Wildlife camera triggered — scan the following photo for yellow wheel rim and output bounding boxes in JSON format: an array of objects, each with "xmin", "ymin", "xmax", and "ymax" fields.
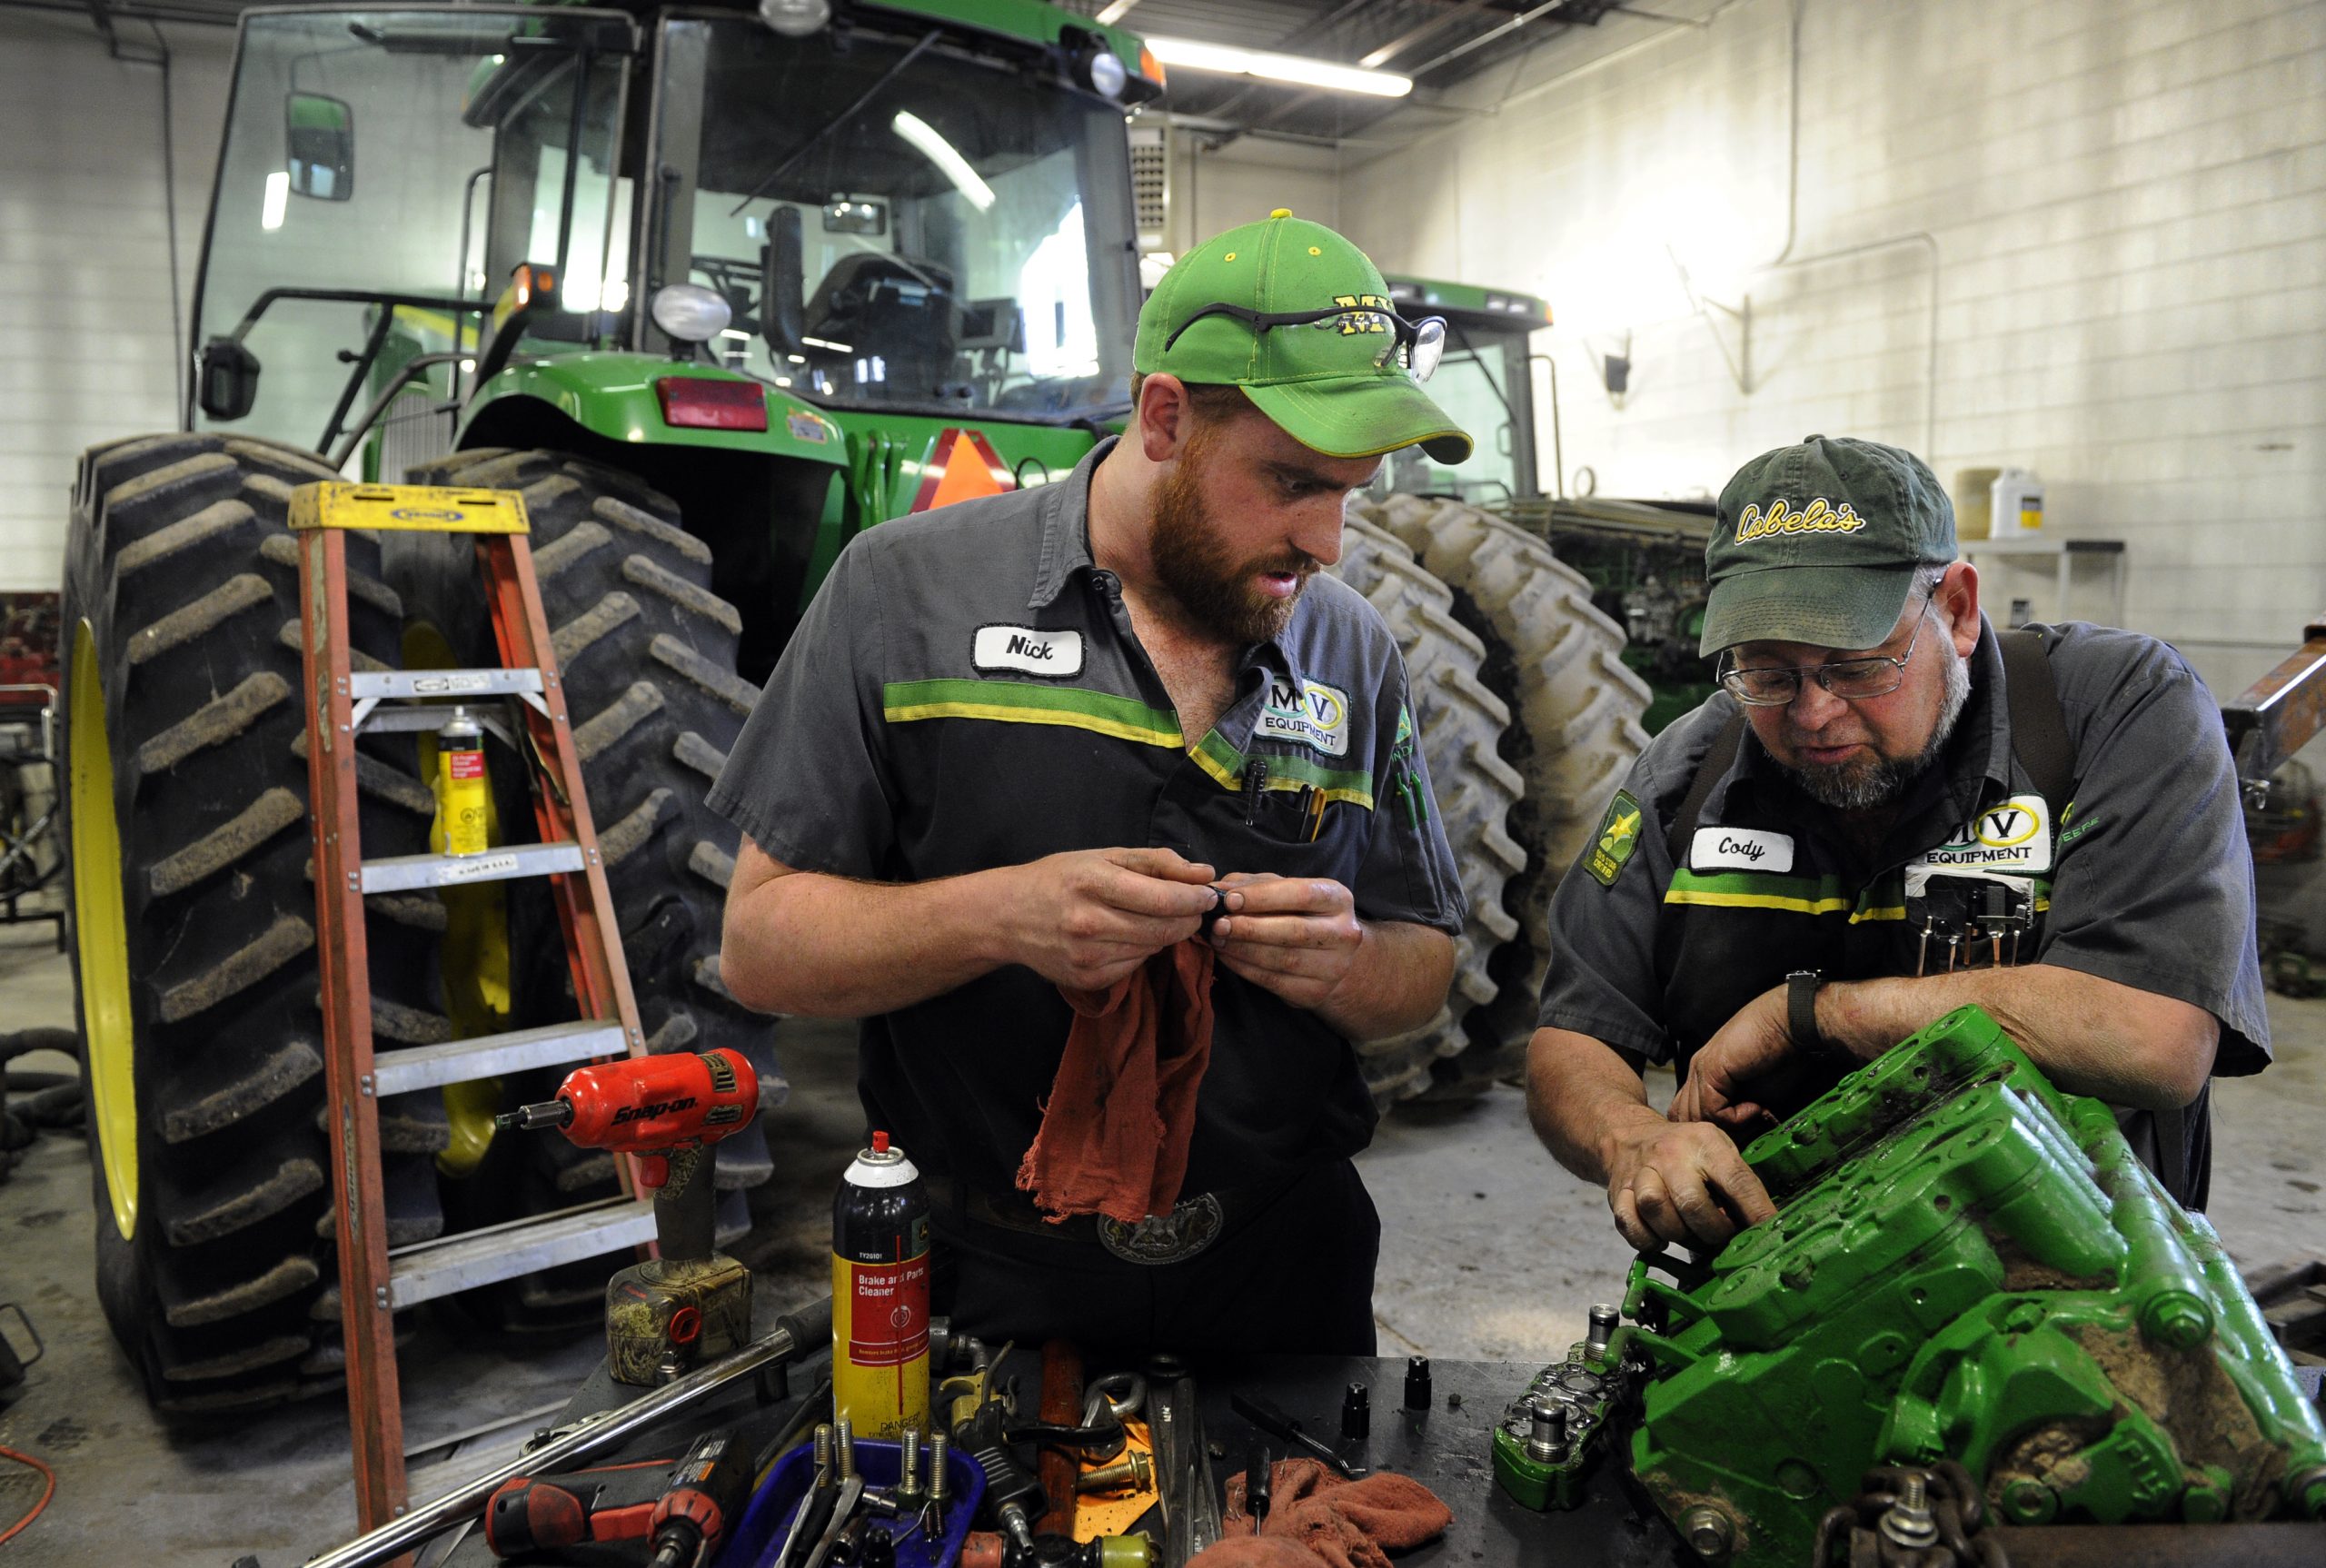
[
  {"xmin": 404, "ymin": 621, "xmax": 512, "ymax": 1177},
  {"xmin": 69, "ymin": 620, "xmax": 138, "ymax": 1238}
]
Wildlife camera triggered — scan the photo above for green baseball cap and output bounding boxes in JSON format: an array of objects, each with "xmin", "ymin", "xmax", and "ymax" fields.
[
  {"xmin": 1698, "ymin": 434, "xmax": 1956, "ymax": 656},
  {"xmin": 1135, "ymin": 209, "xmax": 1473, "ymax": 465}
]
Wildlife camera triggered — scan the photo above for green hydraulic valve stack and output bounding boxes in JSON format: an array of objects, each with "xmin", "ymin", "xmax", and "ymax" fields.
[{"xmin": 1492, "ymin": 1004, "xmax": 2326, "ymax": 1565}]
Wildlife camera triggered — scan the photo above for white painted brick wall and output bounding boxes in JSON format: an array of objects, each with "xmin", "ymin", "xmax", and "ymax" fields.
[
  {"xmin": 0, "ymin": 14, "xmax": 233, "ymax": 592},
  {"xmin": 1337, "ymin": 0, "xmax": 2326, "ymax": 700}
]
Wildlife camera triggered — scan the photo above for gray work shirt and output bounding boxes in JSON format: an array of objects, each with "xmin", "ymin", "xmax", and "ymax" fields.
[
  {"xmin": 709, "ymin": 438, "xmax": 1465, "ymax": 1198},
  {"xmin": 1536, "ymin": 618, "xmax": 2268, "ymax": 1205}
]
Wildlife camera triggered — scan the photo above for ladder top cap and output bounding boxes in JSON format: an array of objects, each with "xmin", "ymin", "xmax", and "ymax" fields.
[{"xmin": 289, "ymin": 481, "xmax": 532, "ymax": 535}]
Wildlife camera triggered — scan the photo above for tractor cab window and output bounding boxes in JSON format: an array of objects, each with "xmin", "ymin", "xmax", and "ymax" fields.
[
  {"xmin": 1377, "ymin": 326, "xmax": 1536, "ymax": 507},
  {"xmin": 190, "ymin": 9, "xmax": 629, "ymax": 457},
  {"xmin": 655, "ymin": 17, "xmax": 1140, "ymax": 422}
]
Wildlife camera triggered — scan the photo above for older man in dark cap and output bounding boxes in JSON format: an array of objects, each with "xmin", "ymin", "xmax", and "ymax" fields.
[{"xmin": 1526, "ymin": 435, "xmax": 2267, "ymax": 1250}]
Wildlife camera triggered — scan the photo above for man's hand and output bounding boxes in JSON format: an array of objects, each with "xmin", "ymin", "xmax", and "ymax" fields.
[
  {"xmin": 999, "ymin": 846, "xmax": 1220, "ymax": 993},
  {"xmin": 1206, "ymin": 871, "xmax": 1366, "ymax": 1012},
  {"xmin": 1666, "ymin": 983, "xmax": 1814, "ymax": 1131},
  {"xmin": 1605, "ymin": 1116, "xmax": 1778, "ymax": 1253}
]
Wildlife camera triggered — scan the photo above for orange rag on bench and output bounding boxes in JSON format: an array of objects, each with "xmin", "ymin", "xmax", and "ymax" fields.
[{"xmin": 1015, "ymin": 938, "xmax": 1217, "ymax": 1226}]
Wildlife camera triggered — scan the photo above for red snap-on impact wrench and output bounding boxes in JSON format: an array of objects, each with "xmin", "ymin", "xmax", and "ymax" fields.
[{"xmin": 498, "ymin": 1048, "xmax": 762, "ymax": 1384}]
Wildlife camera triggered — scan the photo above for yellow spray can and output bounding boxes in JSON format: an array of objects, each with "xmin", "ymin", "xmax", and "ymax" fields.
[
  {"xmin": 434, "ymin": 707, "xmax": 490, "ymax": 857},
  {"xmin": 832, "ymin": 1131, "xmax": 930, "ymax": 1439}
]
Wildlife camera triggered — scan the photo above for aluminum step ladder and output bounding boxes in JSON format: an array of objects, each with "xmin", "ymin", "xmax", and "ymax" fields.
[{"xmin": 292, "ymin": 481, "xmax": 653, "ymax": 1534}]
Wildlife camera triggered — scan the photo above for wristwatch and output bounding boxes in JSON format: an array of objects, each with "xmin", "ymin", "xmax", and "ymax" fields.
[{"xmin": 1786, "ymin": 969, "xmax": 1826, "ymax": 1054}]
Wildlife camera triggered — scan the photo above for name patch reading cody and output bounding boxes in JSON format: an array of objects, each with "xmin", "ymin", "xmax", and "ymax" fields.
[
  {"xmin": 1585, "ymin": 789, "xmax": 1644, "ymax": 887},
  {"xmin": 972, "ymin": 625, "xmax": 1085, "ymax": 677},
  {"xmin": 1918, "ymin": 793, "xmax": 2053, "ymax": 874},
  {"xmin": 1735, "ymin": 497, "xmax": 1867, "ymax": 543},
  {"xmin": 1690, "ymin": 826, "xmax": 1794, "ymax": 873},
  {"xmin": 1259, "ymin": 677, "xmax": 1352, "ymax": 757}
]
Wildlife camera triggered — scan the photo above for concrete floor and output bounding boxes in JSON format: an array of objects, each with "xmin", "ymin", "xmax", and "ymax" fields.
[{"xmin": 5, "ymin": 911, "xmax": 2325, "ymax": 1563}]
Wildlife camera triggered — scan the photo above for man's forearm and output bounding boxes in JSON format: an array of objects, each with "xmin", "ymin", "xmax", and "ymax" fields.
[
  {"xmin": 1525, "ymin": 1027, "xmax": 1664, "ymax": 1186},
  {"xmin": 1313, "ymin": 920, "xmax": 1456, "ymax": 1040},
  {"xmin": 721, "ymin": 867, "xmax": 1013, "ymax": 1017},
  {"xmin": 1818, "ymin": 963, "xmax": 2218, "ymax": 1110}
]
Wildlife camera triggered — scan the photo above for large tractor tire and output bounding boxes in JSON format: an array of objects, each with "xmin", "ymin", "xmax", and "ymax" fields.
[
  {"xmin": 395, "ymin": 449, "xmax": 778, "ymax": 1274},
  {"xmin": 1329, "ymin": 517, "xmax": 1526, "ymax": 1104},
  {"xmin": 61, "ymin": 432, "xmax": 450, "ymax": 1414},
  {"xmin": 1359, "ymin": 494, "xmax": 1652, "ymax": 1087}
]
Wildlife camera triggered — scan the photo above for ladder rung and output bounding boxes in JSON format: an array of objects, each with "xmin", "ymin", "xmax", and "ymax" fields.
[
  {"xmin": 372, "ymin": 1020, "xmax": 626, "ymax": 1097},
  {"xmin": 386, "ymin": 1196, "xmax": 656, "ymax": 1310},
  {"xmin": 361, "ymin": 842, "xmax": 585, "ymax": 893},
  {"xmin": 350, "ymin": 668, "xmax": 543, "ymax": 701}
]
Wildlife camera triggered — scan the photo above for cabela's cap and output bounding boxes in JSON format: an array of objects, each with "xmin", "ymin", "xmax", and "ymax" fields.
[
  {"xmin": 1134, "ymin": 209, "xmax": 1472, "ymax": 465},
  {"xmin": 1699, "ymin": 434, "xmax": 1956, "ymax": 655}
]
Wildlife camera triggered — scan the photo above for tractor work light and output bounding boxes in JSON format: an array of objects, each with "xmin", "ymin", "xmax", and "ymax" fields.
[
  {"xmin": 650, "ymin": 283, "xmax": 734, "ymax": 343},
  {"xmin": 656, "ymin": 376, "xmax": 770, "ymax": 432},
  {"xmin": 758, "ymin": 0, "xmax": 830, "ymax": 38},
  {"xmin": 1085, "ymin": 47, "xmax": 1128, "ymax": 99}
]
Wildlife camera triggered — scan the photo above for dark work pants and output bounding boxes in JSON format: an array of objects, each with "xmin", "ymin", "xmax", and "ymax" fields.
[{"xmin": 932, "ymin": 1159, "xmax": 1380, "ymax": 1361}]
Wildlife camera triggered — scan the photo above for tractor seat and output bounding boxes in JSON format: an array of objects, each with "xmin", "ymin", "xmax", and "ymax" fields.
[{"xmin": 802, "ymin": 253, "xmax": 959, "ymax": 384}]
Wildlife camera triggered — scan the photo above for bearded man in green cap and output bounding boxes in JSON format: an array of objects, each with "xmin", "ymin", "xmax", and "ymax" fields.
[
  {"xmin": 711, "ymin": 211, "xmax": 1470, "ymax": 1353},
  {"xmin": 1527, "ymin": 435, "xmax": 2267, "ymax": 1251}
]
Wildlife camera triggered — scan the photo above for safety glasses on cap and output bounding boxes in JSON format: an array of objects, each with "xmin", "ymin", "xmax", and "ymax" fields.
[{"xmin": 1162, "ymin": 303, "xmax": 1447, "ymax": 382}]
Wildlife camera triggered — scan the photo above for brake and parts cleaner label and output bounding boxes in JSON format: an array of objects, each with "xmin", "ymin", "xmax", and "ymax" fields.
[{"xmin": 832, "ymin": 1136, "xmax": 931, "ymax": 1438}]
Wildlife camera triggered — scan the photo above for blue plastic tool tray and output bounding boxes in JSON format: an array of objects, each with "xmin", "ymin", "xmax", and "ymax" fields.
[{"xmin": 728, "ymin": 1436, "xmax": 986, "ymax": 1568}]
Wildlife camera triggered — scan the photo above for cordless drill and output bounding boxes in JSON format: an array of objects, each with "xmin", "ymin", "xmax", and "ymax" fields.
[
  {"xmin": 485, "ymin": 1426, "xmax": 752, "ymax": 1566},
  {"xmin": 498, "ymin": 1047, "xmax": 761, "ymax": 1385}
]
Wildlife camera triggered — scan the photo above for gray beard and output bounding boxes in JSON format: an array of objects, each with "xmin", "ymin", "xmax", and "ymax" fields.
[{"xmin": 1778, "ymin": 642, "xmax": 1973, "ymax": 811}]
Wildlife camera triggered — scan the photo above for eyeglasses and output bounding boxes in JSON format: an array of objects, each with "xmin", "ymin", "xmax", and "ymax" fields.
[
  {"xmin": 1161, "ymin": 303, "xmax": 1447, "ymax": 382},
  {"xmin": 1716, "ymin": 592, "xmax": 1937, "ymax": 707}
]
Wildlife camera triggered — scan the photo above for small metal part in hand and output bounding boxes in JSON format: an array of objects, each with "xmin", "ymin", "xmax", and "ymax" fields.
[{"xmin": 1198, "ymin": 887, "xmax": 1228, "ymax": 938}]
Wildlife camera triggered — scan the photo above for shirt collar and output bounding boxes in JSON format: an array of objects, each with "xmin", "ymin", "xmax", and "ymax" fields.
[{"xmin": 1028, "ymin": 436, "xmax": 1115, "ymax": 610}]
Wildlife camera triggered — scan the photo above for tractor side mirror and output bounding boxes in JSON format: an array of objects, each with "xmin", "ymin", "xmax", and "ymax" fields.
[
  {"xmin": 284, "ymin": 93, "xmax": 354, "ymax": 201},
  {"xmin": 760, "ymin": 206, "xmax": 806, "ymax": 359},
  {"xmin": 197, "ymin": 337, "xmax": 261, "ymax": 421}
]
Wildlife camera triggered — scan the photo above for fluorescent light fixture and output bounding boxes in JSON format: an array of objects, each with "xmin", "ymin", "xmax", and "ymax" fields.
[
  {"xmin": 1143, "ymin": 36, "xmax": 1410, "ymax": 97},
  {"xmin": 891, "ymin": 111, "xmax": 995, "ymax": 211},
  {"xmin": 1095, "ymin": 0, "xmax": 1138, "ymax": 23},
  {"xmin": 262, "ymin": 171, "xmax": 289, "ymax": 231},
  {"xmin": 802, "ymin": 335, "xmax": 854, "ymax": 353}
]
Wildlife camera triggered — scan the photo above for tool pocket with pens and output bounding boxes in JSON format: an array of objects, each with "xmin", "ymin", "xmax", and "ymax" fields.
[
  {"xmin": 1903, "ymin": 868, "xmax": 2041, "ymax": 975},
  {"xmin": 1238, "ymin": 758, "xmax": 1336, "ymax": 846}
]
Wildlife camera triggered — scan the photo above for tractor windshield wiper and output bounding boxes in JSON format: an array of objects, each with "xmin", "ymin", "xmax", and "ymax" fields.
[{"xmin": 727, "ymin": 30, "xmax": 942, "ymax": 216}]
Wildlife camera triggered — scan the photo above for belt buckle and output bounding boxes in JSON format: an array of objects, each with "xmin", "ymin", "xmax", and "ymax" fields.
[{"xmin": 1097, "ymin": 1193, "xmax": 1225, "ymax": 1265}]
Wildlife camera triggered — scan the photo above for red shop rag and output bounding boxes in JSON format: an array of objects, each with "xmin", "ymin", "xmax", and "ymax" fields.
[
  {"xmin": 1015, "ymin": 938, "xmax": 1217, "ymax": 1226},
  {"xmin": 1194, "ymin": 1458, "xmax": 1454, "ymax": 1568}
]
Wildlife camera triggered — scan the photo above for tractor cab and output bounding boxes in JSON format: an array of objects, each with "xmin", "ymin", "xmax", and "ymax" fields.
[
  {"xmin": 190, "ymin": 2, "xmax": 1158, "ymax": 480},
  {"xmin": 1373, "ymin": 275, "xmax": 1554, "ymax": 508}
]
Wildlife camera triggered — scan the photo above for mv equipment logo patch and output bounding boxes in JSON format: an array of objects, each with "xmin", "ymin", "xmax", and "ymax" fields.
[
  {"xmin": 1919, "ymin": 793, "xmax": 2053, "ymax": 874},
  {"xmin": 1260, "ymin": 677, "xmax": 1351, "ymax": 757}
]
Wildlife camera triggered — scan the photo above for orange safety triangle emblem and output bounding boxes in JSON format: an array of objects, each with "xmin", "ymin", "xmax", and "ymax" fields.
[{"xmin": 912, "ymin": 428, "xmax": 1016, "ymax": 512}]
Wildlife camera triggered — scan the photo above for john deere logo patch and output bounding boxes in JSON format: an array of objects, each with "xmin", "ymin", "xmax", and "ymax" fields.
[{"xmin": 1585, "ymin": 790, "xmax": 1644, "ymax": 887}]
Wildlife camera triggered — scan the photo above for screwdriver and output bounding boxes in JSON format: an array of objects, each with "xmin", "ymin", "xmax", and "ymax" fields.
[{"xmin": 1230, "ymin": 1393, "xmax": 1366, "ymax": 1478}]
